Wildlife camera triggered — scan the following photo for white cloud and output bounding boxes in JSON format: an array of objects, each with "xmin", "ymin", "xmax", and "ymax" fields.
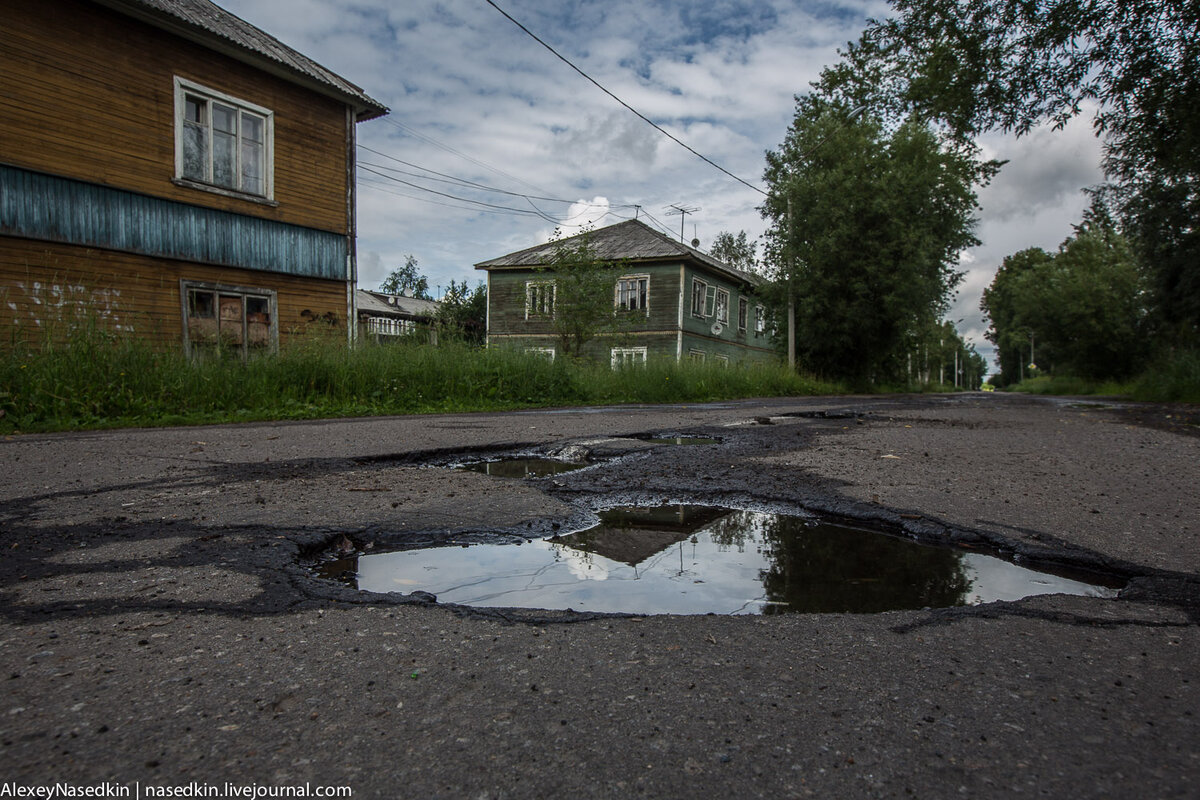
[{"xmin": 217, "ymin": 0, "xmax": 1107, "ymax": 336}]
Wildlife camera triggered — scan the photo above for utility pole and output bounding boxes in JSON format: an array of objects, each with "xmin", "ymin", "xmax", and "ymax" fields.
[{"xmin": 664, "ymin": 204, "xmax": 699, "ymax": 243}]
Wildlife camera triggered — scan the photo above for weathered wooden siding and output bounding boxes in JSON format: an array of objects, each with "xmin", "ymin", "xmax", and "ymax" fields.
[
  {"xmin": 681, "ymin": 264, "xmax": 775, "ymax": 353},
  {"xmin": 1, "ymin": 238, "xmax": 347, "ymax": 346},
  {"xmin": 485, "ymin": 264, "xmax": 684, "ymax": 338},
  {"xmin": 0, "ymin": 0, "xmax": 349, "ymax": 234},
  {"xmin": 1, "ymin": 165, "xmax": 348, "ymax": 280},
  {"xmin": 484, "ymin": 263, "xmax": 776, "ymax": 365}
]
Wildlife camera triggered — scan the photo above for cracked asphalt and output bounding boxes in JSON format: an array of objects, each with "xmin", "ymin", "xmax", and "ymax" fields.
[{"xmin": 1, "ymin": 392, "xmax": 1197, "ymax": 798}]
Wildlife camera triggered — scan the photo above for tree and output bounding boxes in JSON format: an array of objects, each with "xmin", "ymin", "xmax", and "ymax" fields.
[
  {"xmin": 839, "ymin": 0, "xmax": 1200, "ymax": 342},
  {"xmin": 762, "ymin": 100, "xmax": 997, "ymax": 384},
  {"xmin": 709, "ymin": 231, "xmax": 759, "ymax": 273},
  {"xmin": 378, "ymin": 255, "xmax": 432, "ymax": 300},
  {"xmin": 435, "ymin": 280, "xmax": 487, "ymax": 345},
  {"xmin": 981, "ymin": 247, "xmax": 1054, "ymax": 386},
  {"xmin": 540, "ymin": 227, "xmax": 626, "ymax": 359},
  {"xmin": 982, "ymin": 201, "xmax": 1147, "ymax": 382}
]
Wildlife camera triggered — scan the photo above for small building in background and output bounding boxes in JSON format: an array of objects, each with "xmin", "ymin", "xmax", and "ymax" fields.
[
  {"xmin": 355, "ymin": 289, "xmax": 440, "ymax": 343},
  {"xmin": 0, "ymin": 0, "xmax": 387, "ymax": 356},
  {"xmin": 475, "ymin": 219, "xmax": 776, "ymax": 366}
]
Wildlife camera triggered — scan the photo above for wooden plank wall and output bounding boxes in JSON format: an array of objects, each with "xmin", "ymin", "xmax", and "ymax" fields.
[
  {"xmin": 1, "ymin": 238, "xmax": 348, "ymax": 347},
  {"xmin": 0, "ymin": 0, "xmax": 349, "ymax": 235}
]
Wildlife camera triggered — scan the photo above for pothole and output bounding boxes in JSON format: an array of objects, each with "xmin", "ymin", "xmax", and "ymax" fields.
[
  {"xmin": 456, "ymin": 458, "xmax": 589, "ymax": 479},
  {"xmin": 636, "ymin": 436, "xmax": 720, "ymax": 446},
  {"xmin": 314, "ymin": 505, "xmax": 1122, "ymax": 615}
]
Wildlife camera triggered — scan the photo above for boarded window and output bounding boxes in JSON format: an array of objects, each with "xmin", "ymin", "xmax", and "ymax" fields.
[
  {"xmin": 738, "ymin": 298, "xmax": 748, "ymax": 332},
  {"xmin": 184, "ymin": 282, "xmax": 275, "ymax": 358}
]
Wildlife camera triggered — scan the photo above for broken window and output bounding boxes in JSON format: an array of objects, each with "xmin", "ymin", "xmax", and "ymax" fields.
[
  {"xmin": 616, "ymin": 276, "xmax": 649, "ymax": 312},
  {"xmin": 691, "ymin": 278, "xmax": 708, "ymax": 318},
  {"xmin": 526, "ymin": 281, "xmax": 555, "ymax": 319},
  {"xmin": 715, "ymin": 288, "xmax": 730, "ymax": 324},
  {"xmin": 610, "ymin": 346, "xmax": 647, "ymax": 368}
]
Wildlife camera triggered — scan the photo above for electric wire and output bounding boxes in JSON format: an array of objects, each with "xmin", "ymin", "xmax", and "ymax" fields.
[{"xmin": 483, "ymin": 0, "xmax": 768, "ymax": 197}]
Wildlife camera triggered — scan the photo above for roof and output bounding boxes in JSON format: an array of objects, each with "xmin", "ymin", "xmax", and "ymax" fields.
[
  {"xmin": 356, "ymin": 289, "xmax": 440, "ymax": 319},
  {"xmin": 474, "ymin": 219, "xmax": 765, "ymax": 287},
  {"xmin": 94, "ymin": 0, "xmax": 388, "ymax": 120}
]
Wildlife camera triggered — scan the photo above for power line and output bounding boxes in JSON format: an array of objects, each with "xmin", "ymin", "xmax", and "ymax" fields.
[{"xmin": 483, "ymin": 0, "xmax": 768, "ymax": 197}]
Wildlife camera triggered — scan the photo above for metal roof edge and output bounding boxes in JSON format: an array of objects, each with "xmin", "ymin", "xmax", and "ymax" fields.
[{"xmin": 93, "ymin": 0, "xmax": 389, "ymax": 121}]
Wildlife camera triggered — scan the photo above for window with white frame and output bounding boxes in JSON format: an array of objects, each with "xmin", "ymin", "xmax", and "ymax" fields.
[
  {"xmin": 691, "ymin": 278, "xmax": 708, "ymax": 317},
  {"xmin": 755, "ymin": 304, "xmax": 766, "ymax": 333},
  {"xmin": 526, "ymin": 347, "xmax": 556, "ymax": 360},
  {"xmin": 715, "ymin": 288, "xmax": 730, "ymax": 324},
  {"xmin": 616, "ymin": 275, "xmax": 649, "ymax": 312},
  {"xmin": 611, "ymin": 346, "xmax": 647, "ymax": 368},
  {"xmin": 714, "ymin": 354, "xmax": 730, "ymax": 367},
  {"xmin": 175, "ymin": 78, "xmax": 273, "ymax": 198},
  {"xmin": 182, "ymin": 280, "xmax": 276, "ymax": 358},
  {"xmin": 525, "ymin": 281, "xmax": 556, "ymax": 318},
  {"xmin": 688, "ymin": 348, "xmax": 706, "ymax": 362},
  {"xmin": 738, "ymin": 297, "xmax": 748, "ymax": 332}
]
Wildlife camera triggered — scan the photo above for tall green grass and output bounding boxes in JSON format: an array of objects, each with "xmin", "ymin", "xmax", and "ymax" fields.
[
  {"xmin": 0, "ymin": 330, "xmax": 837, "ymax": 434},
  {"xmin": 1002, "ymin": 348, "xmax": 1200, "ymax": 403}
]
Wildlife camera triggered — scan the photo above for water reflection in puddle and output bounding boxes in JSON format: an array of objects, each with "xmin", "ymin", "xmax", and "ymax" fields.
[
  {"xmin": 332, "ymin": 506, "xmax": 1121, "ymax": 615},
  {"xmin": 457, "ymin": 458, "xmax": 588, "ymax": 479}
]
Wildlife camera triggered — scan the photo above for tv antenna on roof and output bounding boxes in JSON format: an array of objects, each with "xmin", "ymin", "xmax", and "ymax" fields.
[{"xmin": 665, "ymin": 204, "xmax": 699, "ymax": 243}]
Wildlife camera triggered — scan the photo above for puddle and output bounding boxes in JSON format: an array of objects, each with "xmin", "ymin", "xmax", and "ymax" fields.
[
  {"xmin": 323, "ymin": 506, "xmax": 1121, "ymax": 615},
  {"xmin": 456, "ymin": 458, "xmax": 588, "ymax": 478}
]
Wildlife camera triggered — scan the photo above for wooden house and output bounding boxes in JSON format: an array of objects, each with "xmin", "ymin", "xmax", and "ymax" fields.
[
  {"xmin": 355, "ymin": 288, "xmax": 440, "ymax": 342},
  {"xmin": 0, "ymin": 0, "xmax": 388, "ymax": 356},
  {"xmin": 475, "ymin": 219, "xmax": 776, "ymax": 365}
]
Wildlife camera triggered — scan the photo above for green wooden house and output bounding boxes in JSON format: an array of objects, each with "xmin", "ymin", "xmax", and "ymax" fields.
[{"xmin": 474, "ymin": 220, "xmax": 776, "ymax": 366}]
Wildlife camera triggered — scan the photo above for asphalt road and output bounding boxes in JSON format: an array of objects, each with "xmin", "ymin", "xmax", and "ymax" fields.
[{"xmin": 1, "ymin": 393, "xmax": 1197, "ymax": 798}]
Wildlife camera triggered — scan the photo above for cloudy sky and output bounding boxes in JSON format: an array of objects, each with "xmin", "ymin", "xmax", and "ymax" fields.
[{"xmin": 220, "ymin": 0, "xmax": 1105, "ymax": 369}]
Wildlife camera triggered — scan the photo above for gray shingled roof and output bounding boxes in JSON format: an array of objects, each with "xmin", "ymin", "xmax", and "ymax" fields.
[
  {"xmin": 474, "ymin": 219, "xmax": 764, "ymax": 287},
  {"xmin": 98, "ymin": 0, "xmax": 388, "ymax": 120},
  {"xmin": 356, "ymin": 289, "xmax": 440, "ymax": 319}
]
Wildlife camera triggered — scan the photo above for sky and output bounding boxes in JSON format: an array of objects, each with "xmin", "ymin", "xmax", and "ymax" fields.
[{"xmin": 219, "ymin": 0, "xmax": 1106, "ymax": 370}]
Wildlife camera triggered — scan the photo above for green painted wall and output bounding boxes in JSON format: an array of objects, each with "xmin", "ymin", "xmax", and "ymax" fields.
[{"xmin": 482, "ymin": 260, "xmax": 777, "ymax": 365}]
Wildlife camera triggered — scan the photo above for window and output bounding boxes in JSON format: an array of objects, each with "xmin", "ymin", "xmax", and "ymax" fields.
[
  {"xmin": 175, "ymin": 78, "xmax": 273, "ymax": 198},
  {"xmin": 526, "ymin": 281, "xmax": 555, "ymax": 319},
  {"xmin": 182, "ymin": 280, "xmax": 276, "ymax": 358},
  {"xmin": 616, "ymin": 276, "xmax": 649, "ymax": 312},
  {"xmin": 688, "ymin": 349, "xmax": 706, "ymax": 362},
  {"xmin": 691, "ymin": 278, "xmax": 708, "ymax": 318},
  {"xmin": 738, "ymin": 298, "xmax": 748, "ymax": 332},
  {"xmin": 526, "ymin": 347, "xmax": 556, "ymax": 360},
  {"xmin": 715, "ymin": 289, "xmax": 730, "ymax": 324},
  {"xmin": 611, "ymin": 346, "xmax": 647, "ymax": 368},
  {"xmin": 755, "ymin": 305, "xmax": 766, "ymax": 333},
  {"xmin": 714, "ymin": 355, "xmax": 730, "ymax": 367}
]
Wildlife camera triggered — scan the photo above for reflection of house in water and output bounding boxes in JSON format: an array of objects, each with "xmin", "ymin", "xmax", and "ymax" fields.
[{"xmin": 550, "ymin": 505, "xmax": 730, "ymax": 567}]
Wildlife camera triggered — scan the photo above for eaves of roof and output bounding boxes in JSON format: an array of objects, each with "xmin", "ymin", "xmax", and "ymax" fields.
[
  {"xmin": 474, "ymin": 219, "xmax": 765, "ymax": 288},
  {"xmin": 94, "ymin": 0, "xmax": 389, "ymax": 121}
]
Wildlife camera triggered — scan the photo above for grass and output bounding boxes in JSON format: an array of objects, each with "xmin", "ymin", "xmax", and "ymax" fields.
[
  {"xmin": 0, "ymin": 329, "xmax": 839, "ymax": 434},
  {"xmin": 1002, "ymin": 348, "xmax": 1200, "ymax": 404}
]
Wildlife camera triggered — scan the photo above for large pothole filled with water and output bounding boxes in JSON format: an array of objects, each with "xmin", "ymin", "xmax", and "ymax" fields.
[{"xmin": 317, "ymin": 505, "xmax": 1122, "ymax": 615}]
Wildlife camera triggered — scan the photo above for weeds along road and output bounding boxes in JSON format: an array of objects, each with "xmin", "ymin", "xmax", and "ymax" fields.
[{"xmin": 1, "ymin": 392, "xmax": 1197, "ymax": 798}]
